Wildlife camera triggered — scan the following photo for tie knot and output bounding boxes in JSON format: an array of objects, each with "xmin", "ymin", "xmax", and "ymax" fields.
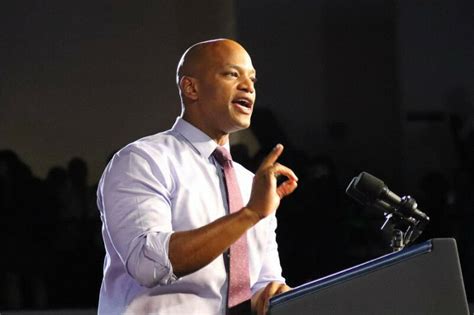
[{"xmin": 213, "ymin": 146, "xmax": 232, "ymax": 166}]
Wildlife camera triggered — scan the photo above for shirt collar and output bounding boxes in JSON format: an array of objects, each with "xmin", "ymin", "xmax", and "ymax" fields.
[{"xmin": 171, "ymin": 117, "xmax": 230, "ymax": 159}]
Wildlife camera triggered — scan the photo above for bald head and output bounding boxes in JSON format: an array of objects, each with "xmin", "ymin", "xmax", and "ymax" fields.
[
  {"xmin": 176, "ymin": 39, "xmax": 249, "ymax": 87},
  {"xmin": 174, "ymin": 38, "xmax": 256, "ymax": 142}
]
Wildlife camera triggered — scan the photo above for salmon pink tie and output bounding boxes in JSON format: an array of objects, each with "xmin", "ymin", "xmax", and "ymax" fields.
[{"xmin": 213, "ymin": 146, "xmax": 252, "ymax": 308}]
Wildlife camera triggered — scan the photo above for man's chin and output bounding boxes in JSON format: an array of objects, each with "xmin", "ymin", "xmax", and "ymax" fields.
[{"xmin": 232, "ymin": 120, "xmax": 251, "ymax": 133}]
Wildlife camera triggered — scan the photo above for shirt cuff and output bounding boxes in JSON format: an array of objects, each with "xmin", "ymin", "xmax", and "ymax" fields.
[
  {"xmin": 127, "ymin": 231, "xmax": 179, "ymax": 287},
  {"xmin": 144, "ymin": 231, "xmax": 178, "ymax": 285}
]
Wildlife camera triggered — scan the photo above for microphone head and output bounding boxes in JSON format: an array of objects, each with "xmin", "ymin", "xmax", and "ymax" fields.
[
  {"xmin": 354, "ymin": 172, "xmax": 386, "ymax": 200},
  {"xmin": 346, "ymin": 172, "xmax": 386, "ymax": 205}
]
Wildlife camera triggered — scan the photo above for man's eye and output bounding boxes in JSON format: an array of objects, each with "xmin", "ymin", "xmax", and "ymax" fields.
[
  {"xmin": 251, "ymin": 77, "xmax": 258, "ymax": 83},
  {"xmin": 226, "ymin": 72, "xmax": 238, "ymax": 77}
]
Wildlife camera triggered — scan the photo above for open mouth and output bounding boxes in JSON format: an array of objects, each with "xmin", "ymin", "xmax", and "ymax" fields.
[{"xmin": 232, "ymin": 98, "xmax": 253, "ymax": 109}]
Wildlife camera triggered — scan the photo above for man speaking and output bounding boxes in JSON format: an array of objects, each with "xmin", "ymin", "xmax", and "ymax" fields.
[{"xmin": 96, "ymin": 39, "xmax": 298, "ymax": 315}]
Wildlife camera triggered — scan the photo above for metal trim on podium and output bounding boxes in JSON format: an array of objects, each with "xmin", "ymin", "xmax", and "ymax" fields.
[{"xmin": 268, "ymin": 238, "xmax": 469, "ymax": 315}]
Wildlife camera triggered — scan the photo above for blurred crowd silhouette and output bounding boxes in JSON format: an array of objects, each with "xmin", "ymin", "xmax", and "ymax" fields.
[
  {"xmin": 0, "ymin": 152, "xmax": 103, "ymax": 309},
  {"xmin": 1, "ymin": 108, "xmax": 474, "ymax": 310}
]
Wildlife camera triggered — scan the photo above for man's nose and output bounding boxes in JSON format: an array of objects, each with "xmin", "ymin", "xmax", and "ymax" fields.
[{"xmin": 238, "ymin": 77, "xmax": 255, "ymax": 94}]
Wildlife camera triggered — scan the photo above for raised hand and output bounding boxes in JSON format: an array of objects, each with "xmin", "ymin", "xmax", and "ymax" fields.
[{"xmin": 246, "ymin": 144, "xmax": 298, "ymax": 219}]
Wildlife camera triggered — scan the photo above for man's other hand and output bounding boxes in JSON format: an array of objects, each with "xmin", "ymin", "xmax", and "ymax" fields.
[{"xmin": 251, "ymin": 281, "xmax": 291, "ymax": 315}]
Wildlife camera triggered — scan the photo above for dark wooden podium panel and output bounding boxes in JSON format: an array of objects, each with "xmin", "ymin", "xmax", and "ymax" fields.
[{"xmin": 269, "ymin": 238, "xmax": 469, "ymax": 315}]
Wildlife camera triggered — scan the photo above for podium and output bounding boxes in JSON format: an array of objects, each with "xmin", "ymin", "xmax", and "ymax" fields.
[{"xmin": 268, "ymin": 238, "xmax": 469, "ymax": 315}]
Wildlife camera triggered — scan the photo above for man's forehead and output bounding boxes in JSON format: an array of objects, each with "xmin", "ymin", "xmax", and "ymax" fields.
[{"xmin": 196, "ymin": 43, "xmax": 254, "ymax": 71}]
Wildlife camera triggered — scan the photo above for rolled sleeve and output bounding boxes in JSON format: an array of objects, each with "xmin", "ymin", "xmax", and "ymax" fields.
[
  {"xmin": 100, "ymin": 145, "xmax": 178, "ymax": 287},
  {"xmin": 127, "ymin": 231, "xmax": 178, "ymax": 287}
]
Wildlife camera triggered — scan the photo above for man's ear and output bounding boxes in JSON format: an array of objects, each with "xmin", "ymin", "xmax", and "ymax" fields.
[{"xmin": 180, "ymin": 76, "xmax": 199, "ymax": 101}]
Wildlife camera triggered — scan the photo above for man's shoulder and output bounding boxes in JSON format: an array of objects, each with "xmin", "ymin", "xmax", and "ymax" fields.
[
  {"xmin": 103, "ymin": 129, "xmax": 190, "ymax": 171},
  {"xmin": 120, "ymin": 129, "xmax": 183, "ymax": 156}
]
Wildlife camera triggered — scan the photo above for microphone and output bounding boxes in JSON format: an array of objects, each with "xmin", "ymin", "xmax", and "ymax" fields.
[{"xmin": 346, "ymin": 172, "xmax": 429, "ymax": 222}]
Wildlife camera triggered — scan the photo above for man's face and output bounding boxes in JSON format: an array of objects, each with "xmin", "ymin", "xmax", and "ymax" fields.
[{"xmin": 193, "ymin": 42, "xmax": 257, "ymax": 139}]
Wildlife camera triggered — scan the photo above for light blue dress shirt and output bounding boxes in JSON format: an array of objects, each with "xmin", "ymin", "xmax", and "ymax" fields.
[{"xmin": 97, "ymin": 117, "xmax": 285, "ymax": 314}]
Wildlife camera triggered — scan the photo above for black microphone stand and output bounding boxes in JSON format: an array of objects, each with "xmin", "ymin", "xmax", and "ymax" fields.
[{"xmin": 379, "ymin": 196, "xmax": 429, "ymax": 252}]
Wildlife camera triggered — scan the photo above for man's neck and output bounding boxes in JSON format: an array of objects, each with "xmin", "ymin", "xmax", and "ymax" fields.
[{"xmin": 181, "ymin": 114, "xmax": 230, "ymax": 146}]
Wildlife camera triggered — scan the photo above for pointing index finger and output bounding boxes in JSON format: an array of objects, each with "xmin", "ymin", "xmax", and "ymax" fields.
[{"xmin": 260, "ymin": 144, "xmax": 284, "ymax": 168}]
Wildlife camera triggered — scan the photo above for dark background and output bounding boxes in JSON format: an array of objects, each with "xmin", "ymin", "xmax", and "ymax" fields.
[{"xmin": 1, "ymin": 0, "xmax": 473, "ymax": 310}]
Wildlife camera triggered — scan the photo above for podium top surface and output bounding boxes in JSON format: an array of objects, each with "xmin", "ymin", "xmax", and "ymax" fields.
[{"xmin": 270, "ymin": 239, "xmax": 433, "ymax": 307}]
